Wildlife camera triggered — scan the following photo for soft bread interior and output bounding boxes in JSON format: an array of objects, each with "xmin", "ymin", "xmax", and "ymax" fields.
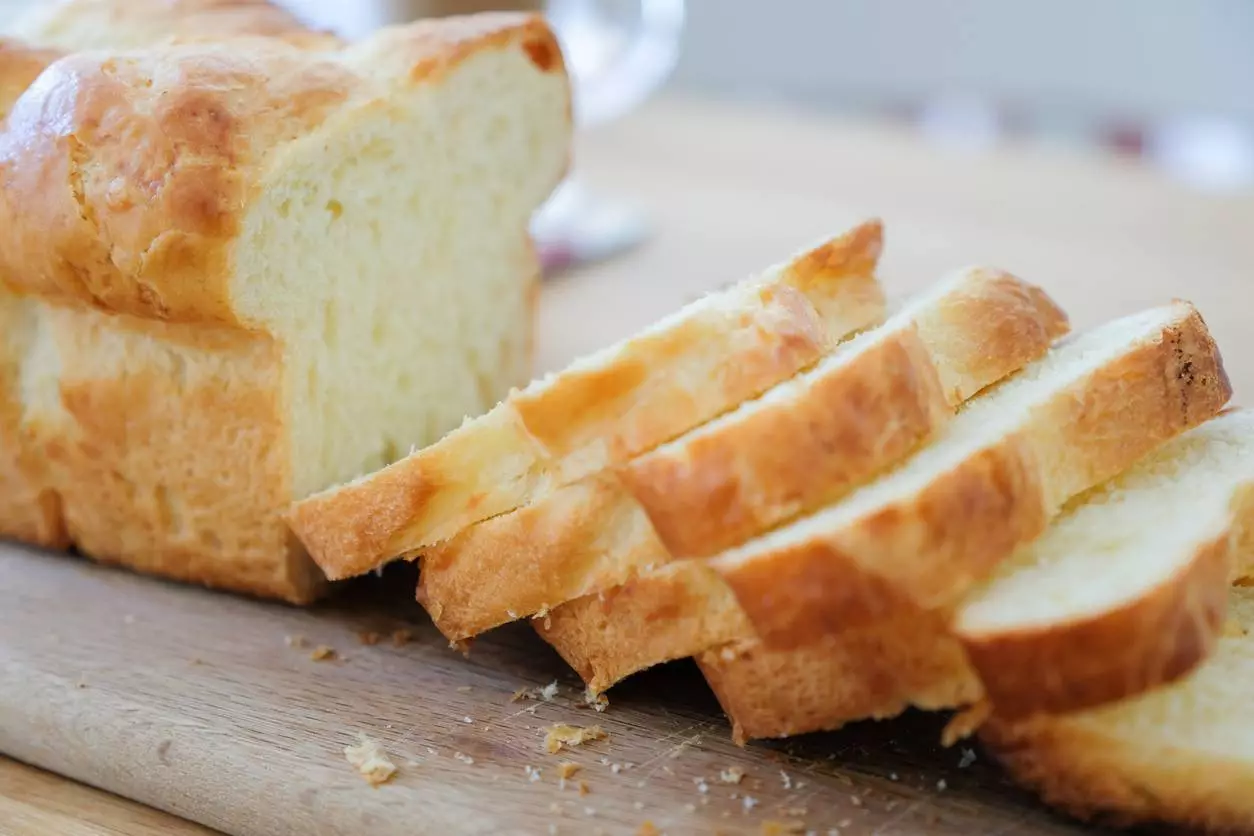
[
  {"xmin": 713, "ymin": 304, "xmax": 1190, "ymax": 569},
  {"xmin": 957, "ymin": 410, "xmax": 1254, "ymax": 634},
  {"xmin": 229, "ymin": 34, "xmax": 568, "ymax": 500}
]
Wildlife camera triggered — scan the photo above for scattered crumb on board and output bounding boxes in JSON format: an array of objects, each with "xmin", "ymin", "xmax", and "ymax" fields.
[
  {"xmin": 545, "ymin": 724, "xmax": 607, "ymax": 754},
  {"xmin": 391, "ymin": 629, "xmax": 413, "ymax": 647},
  {"xmin": 512, "ymin": 680, "xmax": 561, "ymax": 703},
  {"xmin": 344, "ymin": 734, "xmax": 396, "ymax": 787},
  {"xmin": 284, "ymin": 634, "xmax": 308, "ymax": 649},
  {"xmin": 557, "ymin": 762, "xmax": 581, "ymax": 780},
  {"xmin": 310, "ymin": 645, "xmax": 337, "ymax": 661},
  {"xmin": 719, "ymin": 766, "xmax": 745, "ymax": 784},
  {"xmin": 636, "ymin": 821, "xmax": 660, "ymax": 836},
  {"xmin": 761, "ymin": 821, "xmax": 806, "ymax": 835},
  {"xmin": 357, "ymin": 631, "xmax": 382, "ymax": 646}
]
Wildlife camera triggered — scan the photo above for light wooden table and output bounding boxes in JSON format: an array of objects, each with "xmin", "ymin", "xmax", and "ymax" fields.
[{"xmin": 5, "ymin": 92, "xmax": 1253, "ymax": 834}]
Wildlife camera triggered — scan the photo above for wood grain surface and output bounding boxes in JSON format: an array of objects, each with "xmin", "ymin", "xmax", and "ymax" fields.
[
  {"xmin": 1, "ymin": 546, "xmax": 1096, "ymax": 836},
  {"xmin": 4, "ymin": 91, "xmax": 1252, "ymax": 835}
]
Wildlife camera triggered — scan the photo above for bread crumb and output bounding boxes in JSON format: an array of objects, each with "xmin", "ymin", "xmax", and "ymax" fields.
[
  {"xmin": 937, "ymin": 779, "xmax": 948, "ymax": 791},
  {"xmin": 310, "ymin": 645, "xmax": 337, "ymax": 661},
  {"xmin": 525, "ymin": 765, "xmax": 542, "ymax": 782},
  {"xmin": 557, "ymin": 762, "xmax": 581, "ymax": 779},
  {"xmin": 544, "ymin": 724, "xmax": 607, "ymax": 754},
  {"xmin": 849, "ymin": 795, "xmax": 862, "ymax": 807},
  {"xmin": 782, "ymin": 806, "xmax": 807, "ymax": 817},
  {"xmin": 462, "ymin": 716, "xmax": 473, "ymax": 724},
  {"xmin": 448, "ymin": 638, "xmax": 470, "ymax": 655},
  {"xmin": 578, "ymin": 781, "xmax": 590, "ymax": 796},
  {"xmin": 453, "ymin": 751, "xmax": 474, "ymax": 765},
  {"xmin": 456, "ymin": 685, "xmax": 473, "ymax": 693},
  {"xmin": 344, "ymin": 734, "xmax": 396, "ymax": 787},
  {"xmin": 357, "ymin": 631, "xmax": 382, "ymax": 646},
  {"xmin": 958, "ymin": 748, "xmax": 976, "ymax": 768},
  {"xmin": 390, "ymin": 629, "xmax": 412, "ymax": 647},
  {"xmin": 512, "ymin": 680, "xmax": 561, "ymax": 703},
  {"xmin": 635, "ymin": 822, "xmax": 659, "ymax": 836},
  {"xmin": 611, "ymin": 763, "xmax": 623, "ymax": 775},
  {"xmin": 889, "ymin": 772, "xmax": 898, "ymax": 781},
  {"xmin": 719, "ymin": 766, "xmax": 745, "ymax": 784},
  {"xmin": 694, "ymin": 777, "xmax": 709, "ymax": 794},
  {"xmin": 838, "ymin": 819, "xmax": 852, "ymax": 828},
  {"xmin": 779, "ymin": 770, "xmax": 792, "ymax": 790},
  {"xmin": 285, "ymin": 634, "xmax": 307, "ymax": 648},
  {"xmin": 742, "ymin": 796, "xmax": 758, "ymax": 812}
]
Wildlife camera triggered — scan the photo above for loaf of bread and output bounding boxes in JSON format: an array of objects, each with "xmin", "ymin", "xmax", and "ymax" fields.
[
  {"xmin": 290, "ymin": 220, "xmax": 887, "ymax": 580},
  {"xmin": 981, "ymin": 582, "xmax": 1254, "ymax": 833},
  {"xmin": 0, "ymin": 11, "xmax": 571, "ymax": 601},
  {"xmin": 421, "ymin": 266, "xmax": 1066, "ymax": 642}
]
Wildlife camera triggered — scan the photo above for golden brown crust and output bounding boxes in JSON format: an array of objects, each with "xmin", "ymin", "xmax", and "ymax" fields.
[
  {"xmin": 535, "ymin": 561, "xmax": 753, "ymax": 693},
  {"xmin": 510, "ymin": 221, "xmax": 885, "ymax": 466},
  {"xmin": 0, "ymin": 43, "xmax": 355, "ymax": 325},
  {"xmin": 291, "ymin": 223, "xmax": 886, "ymax": 581},
  {"xmin": 980, "ymin": 715, "xmax": 1254, "ymax": 833},
  {"xmin": 958, "ymin": 527, "xmax": 1232, "ymax": 719},
  {"xmin": 25, "ymin": 305, "xmax": 324, "ymax": 602},
  {"xmin": 619, "ymin": 325, "xmax": 950, "ymax": 558},
  {"xmin": 696, "ymin": 614, "xmax": 981, "ymax": 744},
  {"xmin": 717, "ymin": 304, "xmax": 1233, "ymax": 648}
]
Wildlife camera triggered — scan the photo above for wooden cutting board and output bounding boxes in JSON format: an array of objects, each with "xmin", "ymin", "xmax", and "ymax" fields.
[{"xmin": 1, "ymin": 545, "xmax": 1098, "ymax": 836}]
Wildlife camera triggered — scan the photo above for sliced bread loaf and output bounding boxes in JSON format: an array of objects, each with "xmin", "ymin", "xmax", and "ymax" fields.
[
  {"xmin": 529, "ymin": 269, "xmax": 1067, "ymax": 682},
  {"xmin": 0, "ymin": 14, "xmax": 570, "ymax": 600},
  {"xmin": 713, "ymin": 301, "xmax": 1230, "ymax": 648},
  {"xmin": 421, "ymin": 267, "xmax": 1066, "ymax": 642},
  {"xmin": 980, "ymin": 584, "xmax": 1254, "ymax": 834},
  {"xmin": 290, "ymin": 220, "xmax": 887, "ymax": 581},
  {"xmin": 700, "ymin": 396, "xmax": 1247, "ymax": 743}
]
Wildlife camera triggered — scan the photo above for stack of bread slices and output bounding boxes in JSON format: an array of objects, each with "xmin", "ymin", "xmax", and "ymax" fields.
[{"xmin": 294, "ymin": 217, "xmax": 1254, "ymax": 833}]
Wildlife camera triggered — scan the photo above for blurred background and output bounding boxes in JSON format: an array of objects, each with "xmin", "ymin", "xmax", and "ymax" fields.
[{"xmin": 273, "ymin": 0, "xmax": 1254, "ymax": 194}]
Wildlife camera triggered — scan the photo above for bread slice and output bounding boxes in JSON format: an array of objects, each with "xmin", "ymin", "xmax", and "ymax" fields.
[
  {"xmin": 0, "ymin": 15, "xmax": 570, "ymax": 601},
  {"xmin": 3, "ymin": 0, "xmax": 338, "ymax": 50},
  {"xmin": 712, "ymin": 301, "xmax": 1230, "ymax": 648},
  {"xmin": 980, "ymin": 584, "xmax": 1254, "ymax": 834},
  {"xmin": 529, "ymin": 269, "xmax": 1068, "ymax": 682},
  {"xmin": 700, "ymin": 404, "xmax": 1248, "ymax": 742},
  {"xmin": 290, "ymin": 220, "xmax": 887, "ymax": 581}
]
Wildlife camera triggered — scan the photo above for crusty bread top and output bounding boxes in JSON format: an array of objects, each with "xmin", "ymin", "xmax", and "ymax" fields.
[
  {"xmin": 0, "ymin": 13, "xmax": 563, "ymax": 326},
  {"xmin": 3, "ymin": 0, "xmax": 338, "ymax": 50}
]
